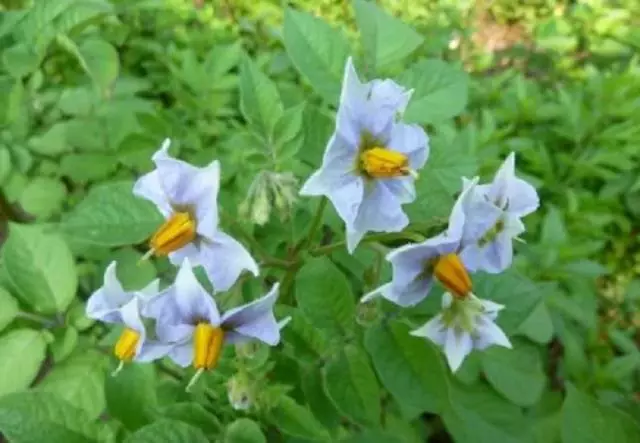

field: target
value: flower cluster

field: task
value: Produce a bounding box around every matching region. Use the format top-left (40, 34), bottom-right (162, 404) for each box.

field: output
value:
top-left (86, 56), bottom-right (539, 403)
top-left (87, 140), bottom-right (289, 392)
top-left (302, 58), bottom-right (539, 371)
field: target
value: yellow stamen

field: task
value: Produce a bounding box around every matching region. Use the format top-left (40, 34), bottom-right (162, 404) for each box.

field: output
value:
top-left (193, 323), bottom-right (225, 370)
top-left (434, 254), bottom-right (472, 298)
top-left (114, 327), bottom-right (140, 362)
top-left (148, 212), bottom-right (196, 257)
top-left (360, 147), bottom-right (413, 178)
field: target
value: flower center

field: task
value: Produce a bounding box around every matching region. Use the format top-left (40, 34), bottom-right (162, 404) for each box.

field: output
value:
top-left (149, 211), bottom-right (197, 256)
top-left (359, 147), bottom-right (413, 178)
top-left (114, 327), bottom-right (140, 362)
top-left (433, 253), bottom-right (472, 298)
top-left (193, 323), bottom-right (225, 370)
top-left (478, 218), bottom-right (505, 247)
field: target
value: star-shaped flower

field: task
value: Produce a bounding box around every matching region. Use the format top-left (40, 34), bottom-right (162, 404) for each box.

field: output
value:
top-left (459, 153), bottom-right (539, 273)
top-left (300, 57), bottom-right (429, 252)
top-left (133, 139), bottom-right (259, 291)
top-left (361, 178), bottom-right (481, 307)
top-left (86, 262), bottom-right (167, 371)
top-left (411, 292), bottom-right (511, 372)
top-left (143, 259), bottom-right (288, 389)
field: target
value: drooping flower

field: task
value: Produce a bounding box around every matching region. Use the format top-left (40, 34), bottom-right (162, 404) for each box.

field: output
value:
top-left (239, 171), bottom-right (299, 226)
top-left (411, 292), bottom-right (511, 371)
top-left (361, 178), bottom-right (481, 307)
top-left (459, 153), bottom-right (539, 273)
top-left (227, 372), bottom-right (254, 411)
top-left (86, 262), bottom-right (167, 372)
top-left (133, 139), bottom-right (258, 292)
top-left (300, 57), bottom-right (429, 253)
top-left (143, 259), bottom-right (288, 389)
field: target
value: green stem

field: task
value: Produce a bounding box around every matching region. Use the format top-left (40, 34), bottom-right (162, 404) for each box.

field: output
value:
top-left (17, 311), bottom-right (56, 327)
top-left (310, 231), bottom-right (425, 256)
top-left (298, 198), bottom-right (327, 252)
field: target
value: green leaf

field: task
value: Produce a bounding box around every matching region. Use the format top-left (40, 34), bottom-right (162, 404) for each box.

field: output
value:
top-left (37, 352), bottom-right (107, 420)
top-left (481, 340), bottom-right (546, 407)
top-left (60, 181), bottom-right (163, 247)
top-left (0, 146), bottom-right (11, 184)
top-left (0, 329), bottom-right (46, 396)
top-left (123, 419), bottom-right (209, 443)
top-left (2, 224), bottom-right (78, 314)
top-left (105, 364), bottom-right (156, 431)
top-left (541, 206), bottom-right (568, 245)
top-left (239, 56), bottom-right (283, 138)
top-left (0, 286), bottom-right (19, 332)
top-left (159, 403), bottom-right (221, 437)
top-left (400, 59), bottom-right (469, 124)
top-left (225, 418), bottom-right (267, 443)
top-left (0, 392), bottom-right (107, 443)
top-left (473, 270), bottom-right (542, 333)
top-left (406, 126), bottom-right (476, 222)
top-left (110, 248), bottom-right (157, 291)
top-left (353, 0), bottom-right (423, 71)
top-left (561, 385), bottom-right (640, 443)
top-left (295, 256), bottom-right (356, 335)
top-left (323, 344), bottom-right (381, 426)
top-left (2, 43), bottom-right (41, 78)
top-left (60, 153), bottom-right (118, 184)
top-left (283, 8), bottom-right (350, 104)
top-left (78, 38), bottom-right (119, 93)
top-left (49, 326), bottom-right (79, 363)
top-left (364, 321), bottom-right (449, 418)
top-left (442, 383), bottom-right (527, 443)
top-left (265, 395), bottom-right (331, 441)
top-left (18, 177), bottom-right (66, 219)
top-left (517, 302), bottom-right (554, 344)
top-left (27, 122), bottom-right (68, 155)
top-left (342, 430), bottom-right (404, 443)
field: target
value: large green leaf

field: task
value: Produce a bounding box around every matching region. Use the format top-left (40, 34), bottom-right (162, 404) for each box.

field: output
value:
top-left (400, 59), bottom-right (469, 124)
top-left (364, 321), bottom-right (449, 418)
top-left (295, 257), bottom-right (356, 335)
top-left (239, 56), bottom-right (283, 138)
top-left (561, 385), bottom-right (640, 443)
top-left (2, 224), bottom-right (77, 315)
top-left (38, 352), bottom-right (108, 420)
top-left (158, 403), bottom-right (221, 438)
top-left (78, 38), bottom-right (119, 93)
top-left (481, 340), bottom-right (546, 407)
top-left (0, 392), bottom-right (107, 443)
top-left (442, 383), bottom-right (527, 443)
top-left (473, 270), bottom-right (542, 333)
top-left (105, 364), bottom-right (156, 431)
top-left (283, 8), bottom-right (350, 104)
top-left (0, 329), bottom-right (46, 396)
top-left (124, 419), bottom-right (209, 443)
top-left (265, 395), bottom-right (331, 442)
top-left (225, 418), bottom-right (267, 443)
top-left (353, 0), bottom-right (423, 71)
top-left (322, 344), bottom-right (381, 426)
top-left (18, 177), bottom-right (66, 219)
top-left (0, 286), bottom-right (19, 332)
top-left (60, 181), bottom-right (163, 247)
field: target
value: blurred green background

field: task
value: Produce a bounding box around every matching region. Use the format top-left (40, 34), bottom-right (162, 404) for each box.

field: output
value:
top-left (0, 0), bottom-right (640, 441)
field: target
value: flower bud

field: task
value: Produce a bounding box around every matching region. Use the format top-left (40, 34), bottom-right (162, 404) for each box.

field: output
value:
top-left (227, 373), bottom-right (253, 411)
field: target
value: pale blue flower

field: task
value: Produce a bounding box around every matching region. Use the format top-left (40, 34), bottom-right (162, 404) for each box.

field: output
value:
top-left (143, 259), bottom-right (287, 369)
top-left (361, 178), bottom-right (479, 307)
top-left (86, 262), bottom-right (169, 363)
top-left (458, 153), bottom-right (539, 273)
top-left (300, 57), bottom-right (429, 253)
top-left (134, 139), bottom-right (259, 291)
top-left (411, 292), bottom-right (511, 372)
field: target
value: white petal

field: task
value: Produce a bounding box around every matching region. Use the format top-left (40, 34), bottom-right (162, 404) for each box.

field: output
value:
top-left (174, 258), bottom-right (221, 325)
top-left (221, 284), bottom-right (280, 346)
top-left (167, 341), bottom-right (194, 367)
top-left (167, 243), bottom-right (201, 266)
top-left (475, 317), bottom-right (512, 350)
top-left (86, 262), bottom-right (131, 323)
top-left (200, 231), bottom-right (259, 292)
top-left (387, 123), bottom-right (429, 170)
top-left (352, 181), bottom-right (409, 238)
top-left (443, 328), bottom-right (473, 372)
top-left (132, 170), bottom-right (172, 217)
top-left (346, 227), bottom-right (366, 253)
top-left (138, 279), bottom-right (160, 298)
top-left (136, 341), bottom-right (173, 363)
top-left (411, 315), bottom-right (447, 346)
